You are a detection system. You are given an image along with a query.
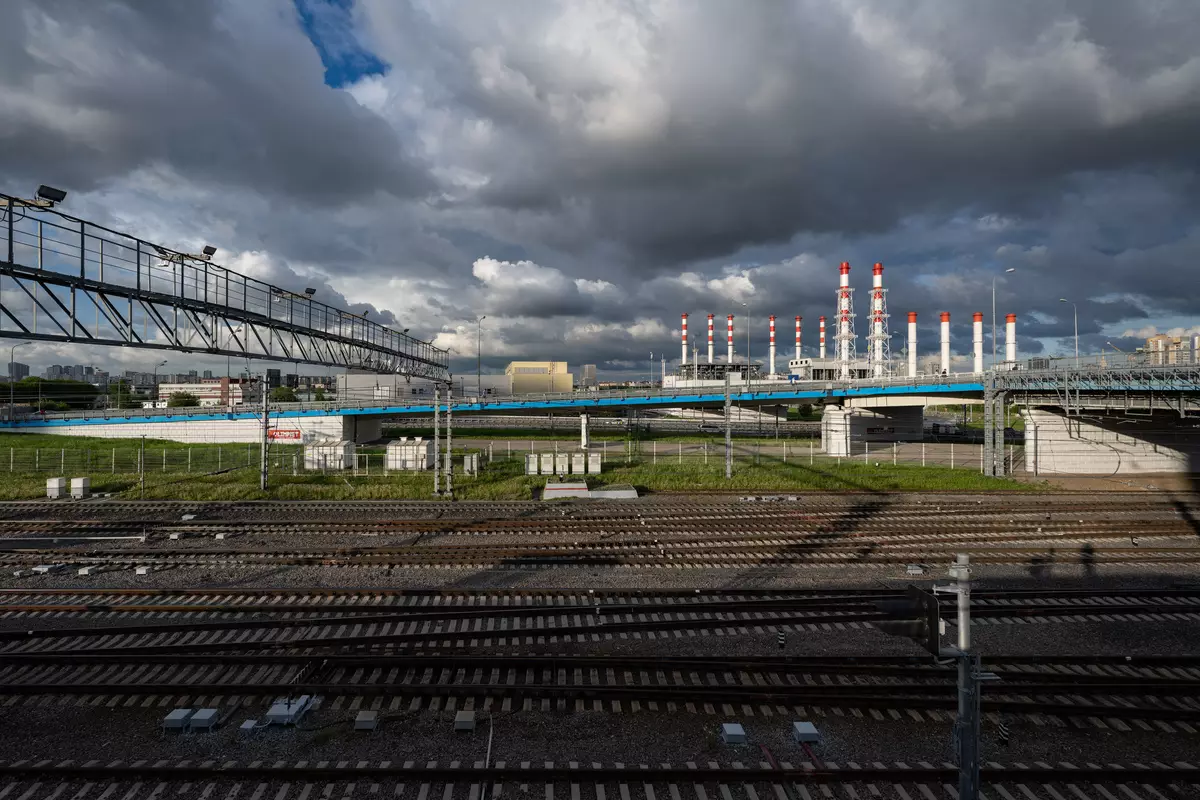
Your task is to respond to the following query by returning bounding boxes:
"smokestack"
[870,262,885,377]
[707,313,714,364]
[795,316,802,360]
[940,312,951,375]
[681,314,688,367]
[837,261,853,378]
[907,312,917,378]
[972,312,984,374]
[819,316,827,359]
[1005,314,1017,364]
[769,315,776,376]
[726,314,734,364]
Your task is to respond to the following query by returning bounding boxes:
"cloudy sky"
[3,0,1200,380]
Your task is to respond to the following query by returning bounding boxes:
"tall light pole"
[475,316,486,397]
[152,359,168,403]
[8,341,32,423]
[992,268,1015,369]
[648,352,654,387]
[739,300,750,385]
[1058,298,1078,365]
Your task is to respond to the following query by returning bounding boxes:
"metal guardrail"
[1,192,449,378]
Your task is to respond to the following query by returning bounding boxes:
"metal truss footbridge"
[1,192,448,380]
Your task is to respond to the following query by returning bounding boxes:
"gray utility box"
[190,708,219,731]
[540,454,555,475]
[70,477,90,499]
[587,453,602,474]
[525,454,539,475]
[46,478,66,500]
[162,709,193,732]
[454,711,476,731]
[571,453,585,474]
[792,721,821,744]
[354,710,378,731]
[266,695,312,725]
[721,723,747,744]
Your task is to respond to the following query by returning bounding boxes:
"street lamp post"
[152,359,168,404]
[992,268,1015,369]
[475,316,487,397]
[8,341,32,423]
[1058,298,1079,365]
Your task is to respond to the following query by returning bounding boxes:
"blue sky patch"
[294,0,387,87]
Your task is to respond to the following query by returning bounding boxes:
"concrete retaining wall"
[3,415,382,444]
[821,406,925,457]
[1022,408,1200,474]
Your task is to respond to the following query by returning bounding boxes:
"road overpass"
[5,355,1199,476]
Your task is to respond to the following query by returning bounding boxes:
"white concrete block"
[792,721,821,743]
[355,711,378,731]
[454,711,476,731]
[162,709,193,731]
[721,723,747,744]
[190,708,219,731]
[46,478,66,500]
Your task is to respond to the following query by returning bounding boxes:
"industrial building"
[668,260,1018,388]
[146,378,262,408]
[505,361,573,394]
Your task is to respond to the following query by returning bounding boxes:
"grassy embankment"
[0,432,1036,500]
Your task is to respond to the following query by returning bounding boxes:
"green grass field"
[0,452,1036,500]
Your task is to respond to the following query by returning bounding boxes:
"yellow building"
[505,361,574,394]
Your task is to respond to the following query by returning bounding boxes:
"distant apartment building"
[1146,334,1200,365]
[505,361,574,394]
[579,364,597,388]
[7,362,29,380]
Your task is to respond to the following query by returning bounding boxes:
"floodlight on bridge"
[304,288,316,297]
[35,185,67,206]
[202,245,217,258]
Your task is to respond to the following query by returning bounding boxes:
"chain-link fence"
[2,444,301,475]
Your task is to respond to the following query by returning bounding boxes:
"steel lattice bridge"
[0,192,449,380]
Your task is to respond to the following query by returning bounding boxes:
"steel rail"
[0,762,1195,786]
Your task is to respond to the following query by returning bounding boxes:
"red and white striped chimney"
[681,313,688,366]
[1005,314,1017,363]
[940,312,951,375]
[907,312,918,378]
[837,261,852,371]
[726,314,734,363]
[972,312,984,374]
[706,313,714,364]
[819,316,827,359]
[769,315,776,376]
[794,316,802,360]
[870,262,885,377]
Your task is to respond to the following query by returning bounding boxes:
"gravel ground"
[1,690,1193,771]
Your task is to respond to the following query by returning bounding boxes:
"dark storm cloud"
[0,0,431,203]
[363,0,1200,270]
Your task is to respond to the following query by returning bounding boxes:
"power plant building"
[505,361,574,394]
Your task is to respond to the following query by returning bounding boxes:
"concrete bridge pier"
[821,405,925,457]
[580,413,590,450]
[1021,408,1200,475]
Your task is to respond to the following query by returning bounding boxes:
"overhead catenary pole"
[260,374,269,491]
[432,384,440,495]
[444,383,453,498]
[724,372,732,480]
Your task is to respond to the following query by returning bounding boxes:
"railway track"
[2,653,1200,732]
[0,759,1196,800]
[2,542,1198,570]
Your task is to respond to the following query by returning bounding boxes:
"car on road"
[697,423,723,433]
